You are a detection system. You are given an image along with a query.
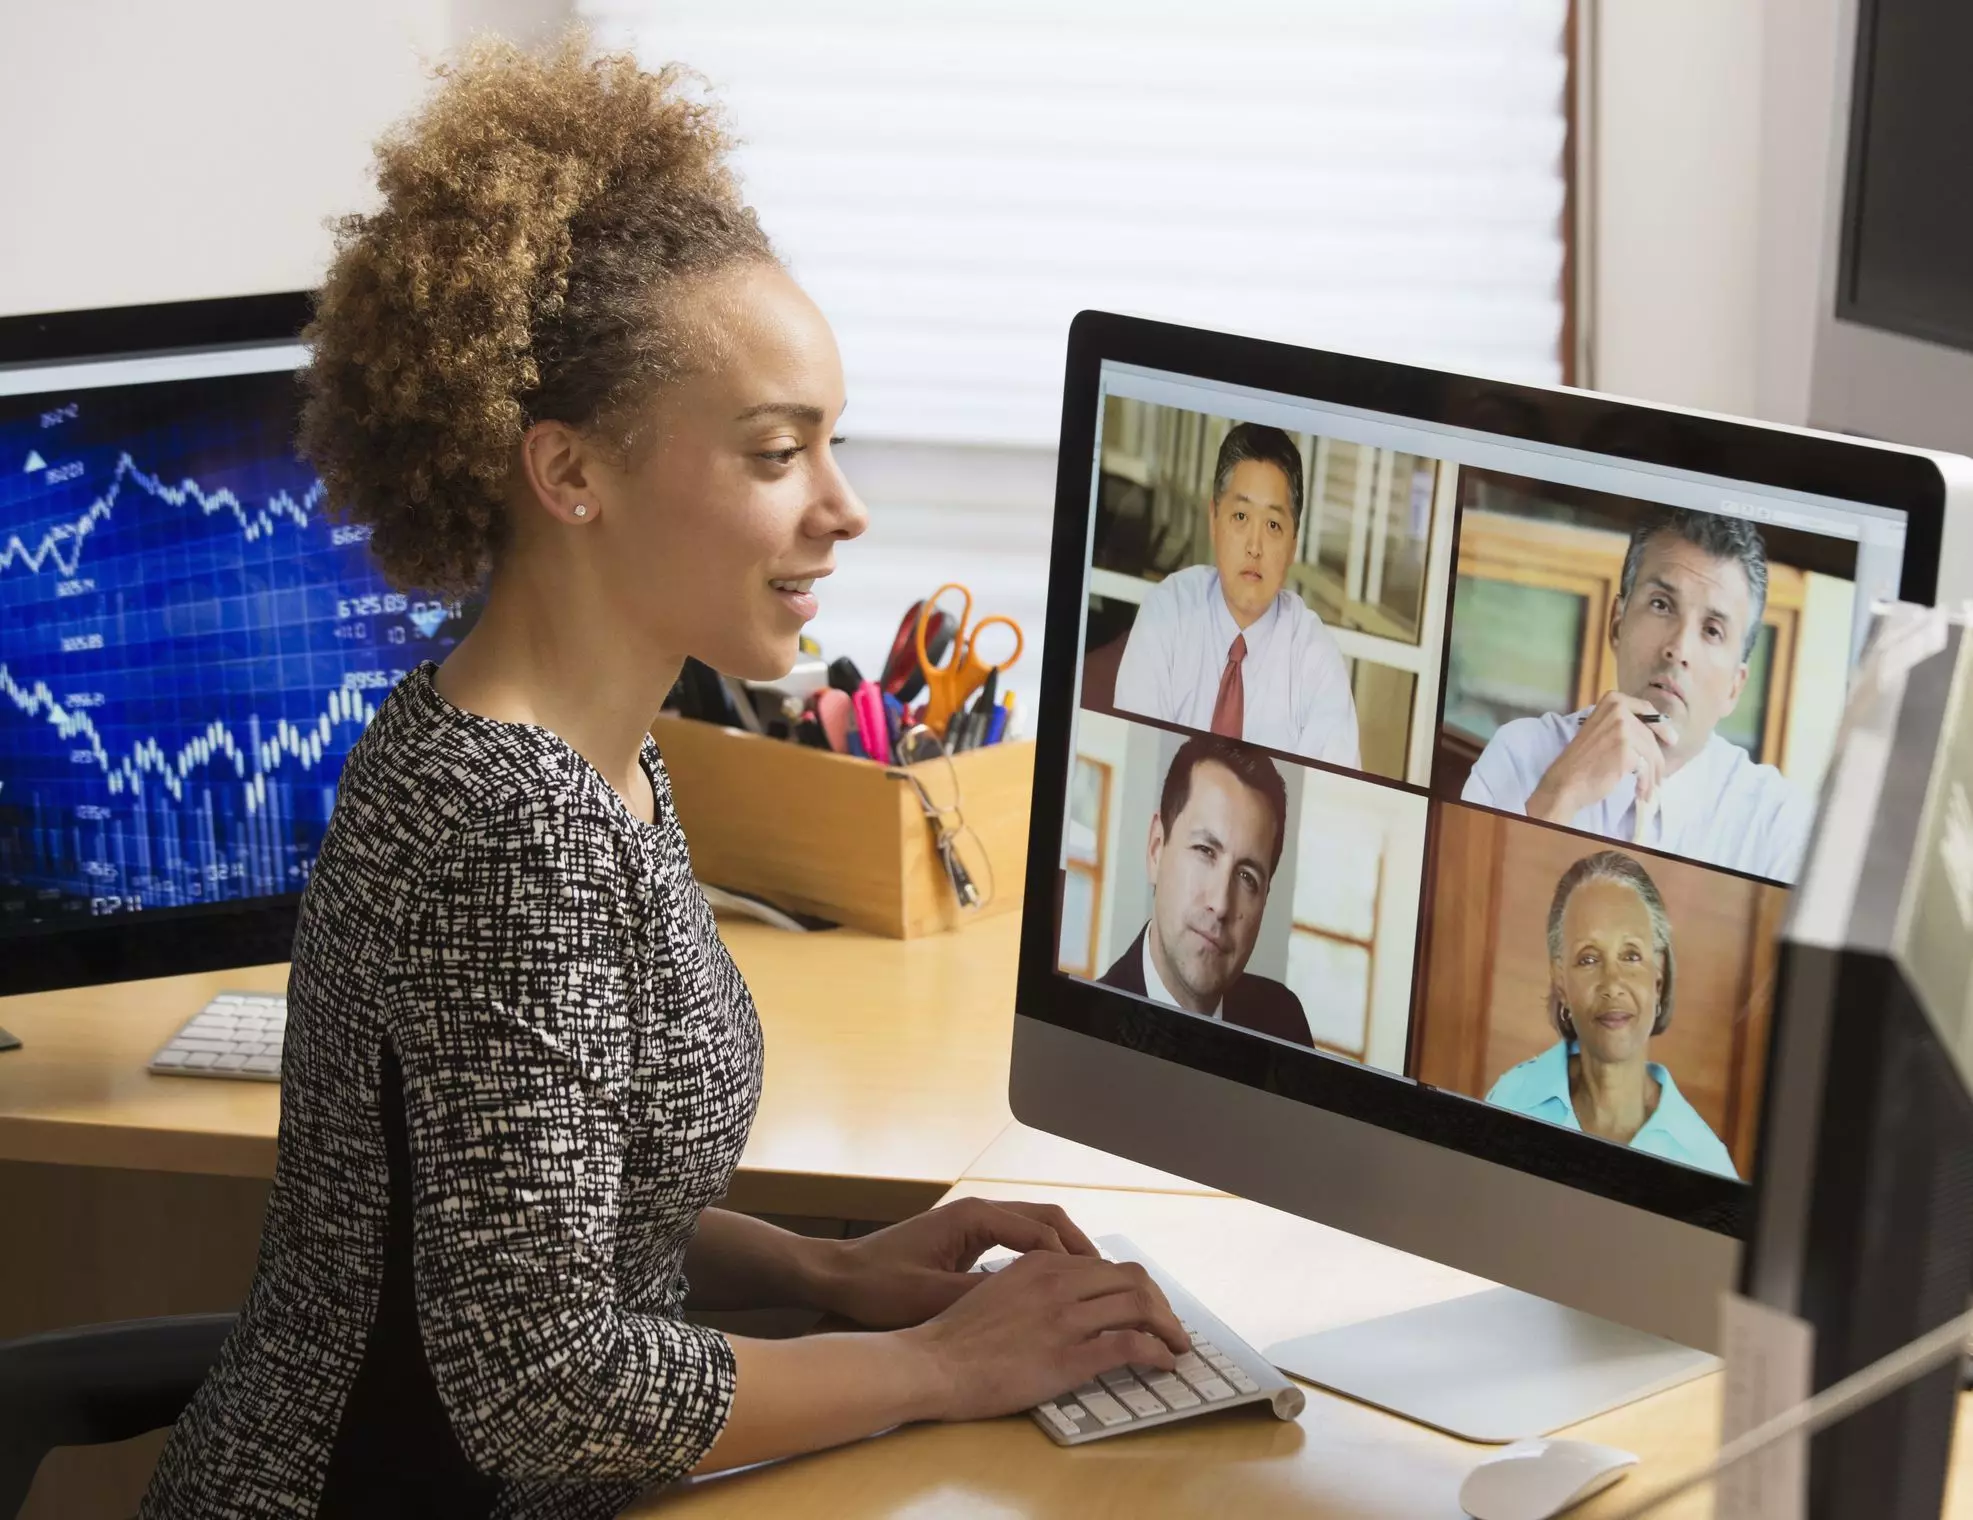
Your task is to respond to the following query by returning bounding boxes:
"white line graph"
[0,451,325,579]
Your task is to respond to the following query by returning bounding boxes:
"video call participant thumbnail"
[1462,508,1812,883]
[1099,733,1313,1046]
[1487,850,1736,1178]
[1113,424,1360,768]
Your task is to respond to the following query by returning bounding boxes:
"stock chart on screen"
[0,363,471,938]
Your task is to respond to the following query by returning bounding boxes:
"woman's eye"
[758,446,803,465]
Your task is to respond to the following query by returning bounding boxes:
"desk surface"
[643,1181,1973,1520]
[0,914,1023,1220]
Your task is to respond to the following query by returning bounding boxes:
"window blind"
[582,1,1572,447]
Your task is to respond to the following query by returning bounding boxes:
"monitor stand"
[1264,1286,1719,1443]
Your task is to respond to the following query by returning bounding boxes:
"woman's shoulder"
[1485,1040,1570,1109]
[1644,1064,1739,1177]
[338,663,636,847]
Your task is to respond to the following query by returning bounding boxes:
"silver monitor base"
[1265,1286,1720,1443]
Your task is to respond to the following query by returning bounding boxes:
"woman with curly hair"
[141,35,1184,1519]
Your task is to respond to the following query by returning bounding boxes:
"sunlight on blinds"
[583,0,1571,445]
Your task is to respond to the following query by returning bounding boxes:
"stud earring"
[573,503,589,518]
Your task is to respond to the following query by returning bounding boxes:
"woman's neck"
[1568,1047,1661,1146]
[434,565,682,821]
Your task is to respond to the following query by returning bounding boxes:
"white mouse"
[1458,1438,1640,1520]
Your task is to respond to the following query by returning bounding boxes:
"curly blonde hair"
[299,32,774,595]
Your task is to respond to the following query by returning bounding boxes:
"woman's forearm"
[683,1207,840,1313]
[687,1328,945,1476]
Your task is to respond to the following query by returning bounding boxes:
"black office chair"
[0,1313,232,1518]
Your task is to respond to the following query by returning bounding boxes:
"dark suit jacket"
[1099,928,1313,1047]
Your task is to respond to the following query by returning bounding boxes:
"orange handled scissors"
[915,582,1024,738]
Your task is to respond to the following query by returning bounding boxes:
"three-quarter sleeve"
[380,796,736,1485]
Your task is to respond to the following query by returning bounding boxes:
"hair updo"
[298,33,775,595]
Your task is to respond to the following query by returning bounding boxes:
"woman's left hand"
[806,1197,1101,1329]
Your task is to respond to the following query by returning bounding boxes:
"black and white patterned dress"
[142,661,763,1519]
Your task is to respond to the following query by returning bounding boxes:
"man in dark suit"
[1099,732,1312,1046]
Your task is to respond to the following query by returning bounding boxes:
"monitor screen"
[1050,357,1914,1191]
[0,340,475,943]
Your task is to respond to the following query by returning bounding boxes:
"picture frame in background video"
[1433,469,1861,886]
[1057,708,1424,1075]
[1079,394,1455,790]
[1413,802,1790,1182]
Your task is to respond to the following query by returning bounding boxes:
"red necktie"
[1211,634,1246,738]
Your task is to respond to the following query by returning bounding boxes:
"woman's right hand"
[904,1251,1190,1422]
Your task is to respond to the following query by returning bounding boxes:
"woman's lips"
[1592,1009,1636,1029]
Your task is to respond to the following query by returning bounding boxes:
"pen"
[985,697,1010,746]
[1575,709,1664,724]
[852,680,890,765]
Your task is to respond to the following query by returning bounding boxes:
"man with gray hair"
[1462,507,1812,883]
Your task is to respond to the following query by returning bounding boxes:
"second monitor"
[1016,311,1973,1435]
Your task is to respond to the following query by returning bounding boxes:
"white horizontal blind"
[583,1,1571,446]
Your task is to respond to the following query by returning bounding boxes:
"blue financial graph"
[0,365,473,937]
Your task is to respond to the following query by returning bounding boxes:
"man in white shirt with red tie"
[1112,422,1360,767]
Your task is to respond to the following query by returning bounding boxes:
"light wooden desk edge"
[0,913,1024,1220]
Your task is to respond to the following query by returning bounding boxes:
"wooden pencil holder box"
[650,715,1035,938]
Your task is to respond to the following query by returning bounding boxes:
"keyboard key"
[150,1050,187,1068]
[1174,1351,1209,1376]
[1074,1381,1106,1402]
[215,1053,249,1071]
[1194,1377,1236,1402]
[244,1056,282,1075]
[1118,1386,1167,1418]
[1098,1369,1137,1390]
[1078,1391,1133,1427]
[1038,1402,1080,1439]
[1146,1375,1200,1409]
[184,1051,218,1069]
[1227,1369,1260,1394]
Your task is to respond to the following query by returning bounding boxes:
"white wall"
[1589,0,1768,417]
[0,0,570,316]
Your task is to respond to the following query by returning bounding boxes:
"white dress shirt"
[1462,709,1813,884]
[1112,565,1360,766]
[1141,929,1222,1019]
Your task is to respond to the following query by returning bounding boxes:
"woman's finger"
[969,1201,1067,1258]
[987,1200,1100,1257]
[1058,1282,1189,1354]
[1069,1328,1180,1386]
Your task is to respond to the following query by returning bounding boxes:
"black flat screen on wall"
[1837,0,1973,354]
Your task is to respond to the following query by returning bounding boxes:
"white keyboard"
[979,1234,1306,1445]
[148,992,287,1081]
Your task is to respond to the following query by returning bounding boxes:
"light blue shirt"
[1485,1039,1738,1179]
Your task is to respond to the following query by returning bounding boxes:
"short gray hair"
[1618,508,1769,660]
[1546,850,1676,1037]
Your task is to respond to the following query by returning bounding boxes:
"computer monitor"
[1011,310,1973,1436]
[0,293,478,997]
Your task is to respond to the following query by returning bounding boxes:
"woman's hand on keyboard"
[812,1196,1100,1330]
[906,1252,1190,1422]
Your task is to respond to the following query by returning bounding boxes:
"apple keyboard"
[978,1233,1306,1445]
[148,992,287,1081]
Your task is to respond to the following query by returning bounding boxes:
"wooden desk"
[0,912,1022,1221]
[640,1181,1973,1520]
[959,1120,1220,1196]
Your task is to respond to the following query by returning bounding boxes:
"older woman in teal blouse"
[1486,850,1737,1179]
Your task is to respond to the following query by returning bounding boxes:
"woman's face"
[576,263,865,682]
[1553,877,1663,1067]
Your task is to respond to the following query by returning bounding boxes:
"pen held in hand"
[1575,710,1664,724]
